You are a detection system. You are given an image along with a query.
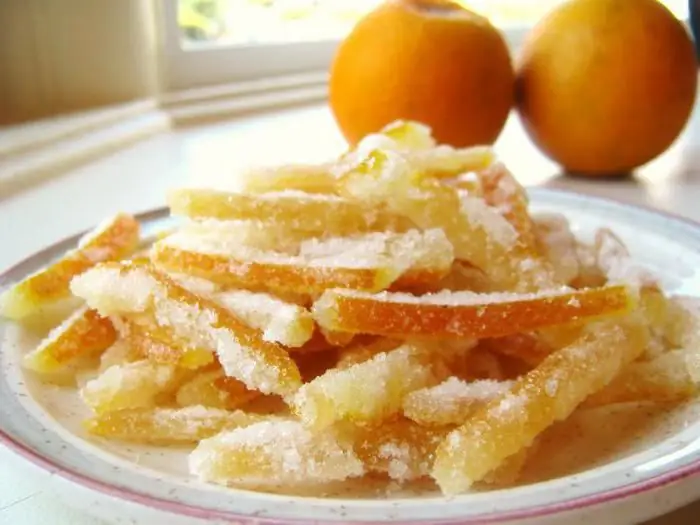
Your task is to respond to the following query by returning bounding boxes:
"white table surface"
[2,104,700,524]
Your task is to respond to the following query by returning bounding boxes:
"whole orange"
[516,0,698,176]
[329,0,514,147]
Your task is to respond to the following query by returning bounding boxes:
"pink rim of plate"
[2,188,700,524]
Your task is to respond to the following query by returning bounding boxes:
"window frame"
[161,0,338,91]
[160,0,688,93]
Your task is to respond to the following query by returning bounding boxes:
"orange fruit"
[329,0,514,147]
[516,0,698,176]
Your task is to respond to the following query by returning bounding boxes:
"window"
[162,0,691,91]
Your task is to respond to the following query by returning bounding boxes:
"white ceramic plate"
[3,188,700,525]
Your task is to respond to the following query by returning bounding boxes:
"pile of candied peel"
[2,121,699,496]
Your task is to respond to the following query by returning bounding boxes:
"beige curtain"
[0,0,161,125]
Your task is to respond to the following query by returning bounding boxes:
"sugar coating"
[80,360,180,414]
[151,286,291,396]
[533,213,581,285]
[662,296,700,382]
[74,264,301,396]
[313,285,632,340]
[176,369,259,410]
[98,339,136,372]
[181,219,306,254]
[335,149,521,288]
[215,290,314,348]
[298,228,453,274]
[292,345,436,430]
[170,273,220,295]
[350,121,493,177]
[189,420,364,487]
[585,349,697,407]
[238,163,338,194]
[459,196,518,248]
[314,286,597,313]
[411,145,494,174]
[71,265,156,315]
[349,418,449,481]
[595,229,657,287]
[167,187,397,236]
[404,377,513,426]
[432,321,648,494]
[489,392,529,419]
[162,227,451,273]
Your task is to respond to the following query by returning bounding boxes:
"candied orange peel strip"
[444,345,507,381]
[168,188,408,234]
[533,213,581,285]
[481,333,555,367]
[478,162,539,251]
[189,420,364,488]
[292,345,438,430]
[584,350,697,407]
[0,213,140,320]
[151,228,453,295]
[118,316,214,369]
[176,369,260,410]
[152,241,396,296]
[80,359,184,414]
[403,378,513,427]
[335,336,404,369]
[238,163,339,194]
[180,219,315,254]
[594,228,657,287]
[345,417,451,481]
[664,296,700,381]
[71,263,302,396]
[23,306,117,373]
[214,290,314,347]
[335,150,553,291]
[348,120,495,178]
[313,285,635,339]
[431,319,649,494]
[84,406,262,444]
[98,340,138,372]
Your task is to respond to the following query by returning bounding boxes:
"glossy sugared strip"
[72,263,302,397]
[431,320,649,494]
[80,359,183,414]
[23,307,117,373]
[313,285,635,339]
[84,406,261,444]
[347,417,451,481]
[481,333,555,367]
[238,163,338,194]
[584,350,697,407]
[189,420,364,488]
[153,242,399,295]
[168,188,406,234]
[478,163,538,251]
[152,228,453,296]
[0,213,140,320]
[403,378,513,427]
[292,345,437,430]
[176,369,260,410]
[215,289,315,347]
[336,150,554,291]
[121,316,214,369]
